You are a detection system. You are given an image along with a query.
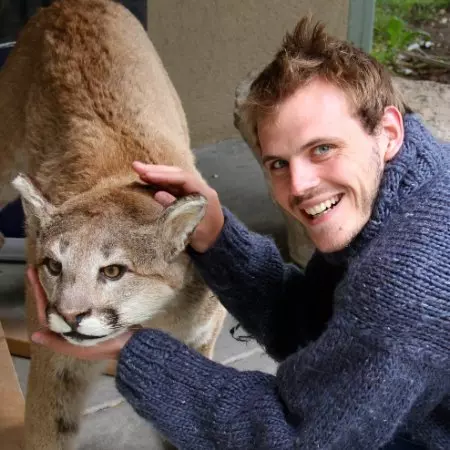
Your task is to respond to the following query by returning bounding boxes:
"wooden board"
[1,316,117,376]
[0,321,25,450]
[2,317,30,359]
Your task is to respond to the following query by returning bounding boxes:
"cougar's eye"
[43,258,62,276]
[100,265,127,280]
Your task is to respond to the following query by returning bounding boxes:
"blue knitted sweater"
[116,115,450,449]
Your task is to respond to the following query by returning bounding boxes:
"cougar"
[0,1,226,448]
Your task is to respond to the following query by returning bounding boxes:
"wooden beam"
[0,321,25,450]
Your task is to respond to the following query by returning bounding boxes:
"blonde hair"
[244,16,411,135]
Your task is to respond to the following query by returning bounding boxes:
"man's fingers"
[133,162,182,176]
[31,330,91,360]
[138,170,190,186]
[133,162,198,176]
[31,329,135,361]
[133,161,177,171]
[31,331,77,354]
[133,161,205,193]
[154,191,177,206]
[27,267,48,326]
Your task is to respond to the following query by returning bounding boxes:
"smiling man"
[257,77,403,253]
[30,16,449,450]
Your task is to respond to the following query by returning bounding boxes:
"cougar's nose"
[58,309,91,329]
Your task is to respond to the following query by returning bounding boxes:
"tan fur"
[0,1,226,449]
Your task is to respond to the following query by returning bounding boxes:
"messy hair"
[244,16,411,135]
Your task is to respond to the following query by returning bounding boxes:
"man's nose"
[289,158,320,196]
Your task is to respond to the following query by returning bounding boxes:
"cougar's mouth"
[61,328,128,346]
[62,331,108,340]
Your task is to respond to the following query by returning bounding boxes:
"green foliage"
[372,0,449,67]
[377,0,449,22]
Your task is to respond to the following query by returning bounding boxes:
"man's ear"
[159,195,207,261]
[380,106,404,162]
[11,173,55,231]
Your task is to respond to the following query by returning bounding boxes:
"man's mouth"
[303,194,343,219]
[62,331,108,340]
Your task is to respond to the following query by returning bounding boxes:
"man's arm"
[188,208,343,360]
[131,163,342,359]
[116,191,450,449]
[115,320,434,450]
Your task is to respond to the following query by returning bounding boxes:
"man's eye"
[270,159,289,170]
[312,144,332,156]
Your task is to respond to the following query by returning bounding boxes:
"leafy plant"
[372,16,427,65]
[371,0,449,68]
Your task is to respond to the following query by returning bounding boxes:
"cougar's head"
[13,174,207,346]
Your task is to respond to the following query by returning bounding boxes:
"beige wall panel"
[148,0,349,147]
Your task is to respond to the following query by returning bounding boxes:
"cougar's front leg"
[25,349,102,450]
[25,291,103,450]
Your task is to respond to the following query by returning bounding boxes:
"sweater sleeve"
[115,323,431,450]
[116,198,450,450]
[187,208,344,360]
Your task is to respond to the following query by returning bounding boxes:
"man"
[29,17,449,449]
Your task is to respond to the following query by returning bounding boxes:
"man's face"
[258,78,402,253]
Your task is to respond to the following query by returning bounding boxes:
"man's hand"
[132,162,224,253]
[27,267,134,361]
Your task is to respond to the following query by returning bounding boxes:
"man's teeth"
[305,195,340,217]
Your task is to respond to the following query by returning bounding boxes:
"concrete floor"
[0,138,283,449]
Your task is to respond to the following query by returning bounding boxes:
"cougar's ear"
[11,173,55,231]
[160,194,207,261]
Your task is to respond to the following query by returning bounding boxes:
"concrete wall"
[148,0,349,148]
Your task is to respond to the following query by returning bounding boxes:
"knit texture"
[116,114,450,449]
